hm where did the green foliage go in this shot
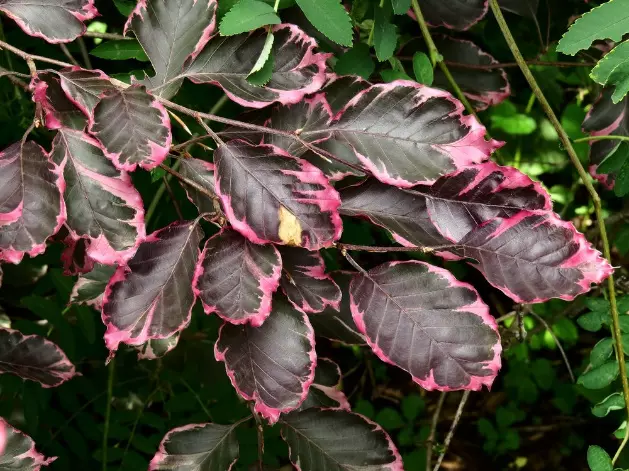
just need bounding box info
[557,0,629,55]
[373,3,397,62]
[295,0,353,46]
[391,0,411,15]
[90,41,149,61]
[412,52,433,85]
[219,0,281,36]
[247,33,275,85]
[587,445,613,471]
[335,43,375,78]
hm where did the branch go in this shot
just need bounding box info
[527,310,575,383]
[574,135,629,144]
[59,44,80,66]
[488,0,628,463]
[0,38,74,69]
[426,392,447,469]
[433,391,470,471]
[84,31,130,40]
[159,163,219,202]
[444,60,596,69]
[336,243,456,253]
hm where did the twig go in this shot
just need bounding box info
[119,386,160,470]
[146,160,181,225]
[0,39,74,69]
[84,31,130,41]
[163,175,183,220]
[159,163,218,201]
[433,391,470,471]
[77,38,92,69]
[489,0,628,463]
[574,135,629,144]
[528,310,575,383]
[337,243,455,253]
[426,392,447,469]
[586,207,629,238]
[443,60,596,70]
[180,378,213,419]
[171,134,214,151]
[195,114,225,146]
[59,44,80,66]
[340,248,368,275]
[102,358,115,471]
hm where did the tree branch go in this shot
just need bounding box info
[336,243,456,253]
[488,0,628,463]
[426,392,447,469]
[84,31,130,41]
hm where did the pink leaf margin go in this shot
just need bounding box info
[335,80,503,188]
[191,229,282,327]
[0,142,66,265]
[101,222,200,359]
[0,418,56,469]
[214,142,342,251]
[350,260,502,392]
[0,0,98,44]
[214,310,317,425]
[280,408,404,471]
[148,422,238,471]
[0,328,78,388]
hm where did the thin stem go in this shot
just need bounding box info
[119,386,160,470]
[102,358,115,471]
[171,134,214,151]
[159,162,219,202]
[0,38,74,68]
[77,38,93,69]
[84,31,130,40]
[180,378,213,419]
[528,311,575,383]
[195,114,225,146]
[489,0,628,463]
[251,404,264,471]
[337,243,455,253]
[574,135,629,144]
[433,391,470,471]
[163,175,183,220]
[59,44,80,66]
[442,60,596,70]
[426,392,447,469]
[340,248,368,275]
[146,160,181,224]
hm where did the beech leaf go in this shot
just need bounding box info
[0,417,55,469]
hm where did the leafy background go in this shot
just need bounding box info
[1,0,629,470]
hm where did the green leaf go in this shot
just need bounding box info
[412,52,433,85]
[592,392,625,417]
[590,338,614,368]
[247,50,275,86]
[354,399,375,419]
[391,0,411,14]
[615,223,629,256]
[557,0,629,55]
[598,141,629,175]
[374,14,397,62]
[250,31,274,75]
[375,408,405,429]
[381,68,413,82]
[577,361,619,389]
[113,0,135,16]
[615,156,629,196]
[219,0,281,36]
[587,445,613,471]
[592,41,629,103]
[401,394,425,421]
[295,0,353,46]
[91,40,149,61]
[491,114,537,135]
[335,43,375,79]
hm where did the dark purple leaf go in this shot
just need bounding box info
[125,0,218,99]
[51,129,146,265]
[299,358,350,410]
[193,228,282,327]
[444,211,613,303]
[309,272,366,345]
[420,161,552,242]
[0,0,97,43]
[214,140,342,250]
[499,0,538,18]
[0,418,55,470]
[582,89,628,188]
[60,235,95,276]
[184,24,328,108]
[340,179,449,248]
[30,73,87,130]
[415,0,487,31]
[101,220,203,357]
[149,422,239,471]
[322,75,371,115]
[89,85,172,172]
[279,247,341,313]
[0,328,77,387]
[280,408,403,471]
[56,67,116,118]
[350,261,501,391]
[0,141,65,264]
[400,36,510,111]
[215,296,316,423]
[317,81,502,187]
[178,157,217,216]
[70,263,116,310]
[135,332,180,360]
